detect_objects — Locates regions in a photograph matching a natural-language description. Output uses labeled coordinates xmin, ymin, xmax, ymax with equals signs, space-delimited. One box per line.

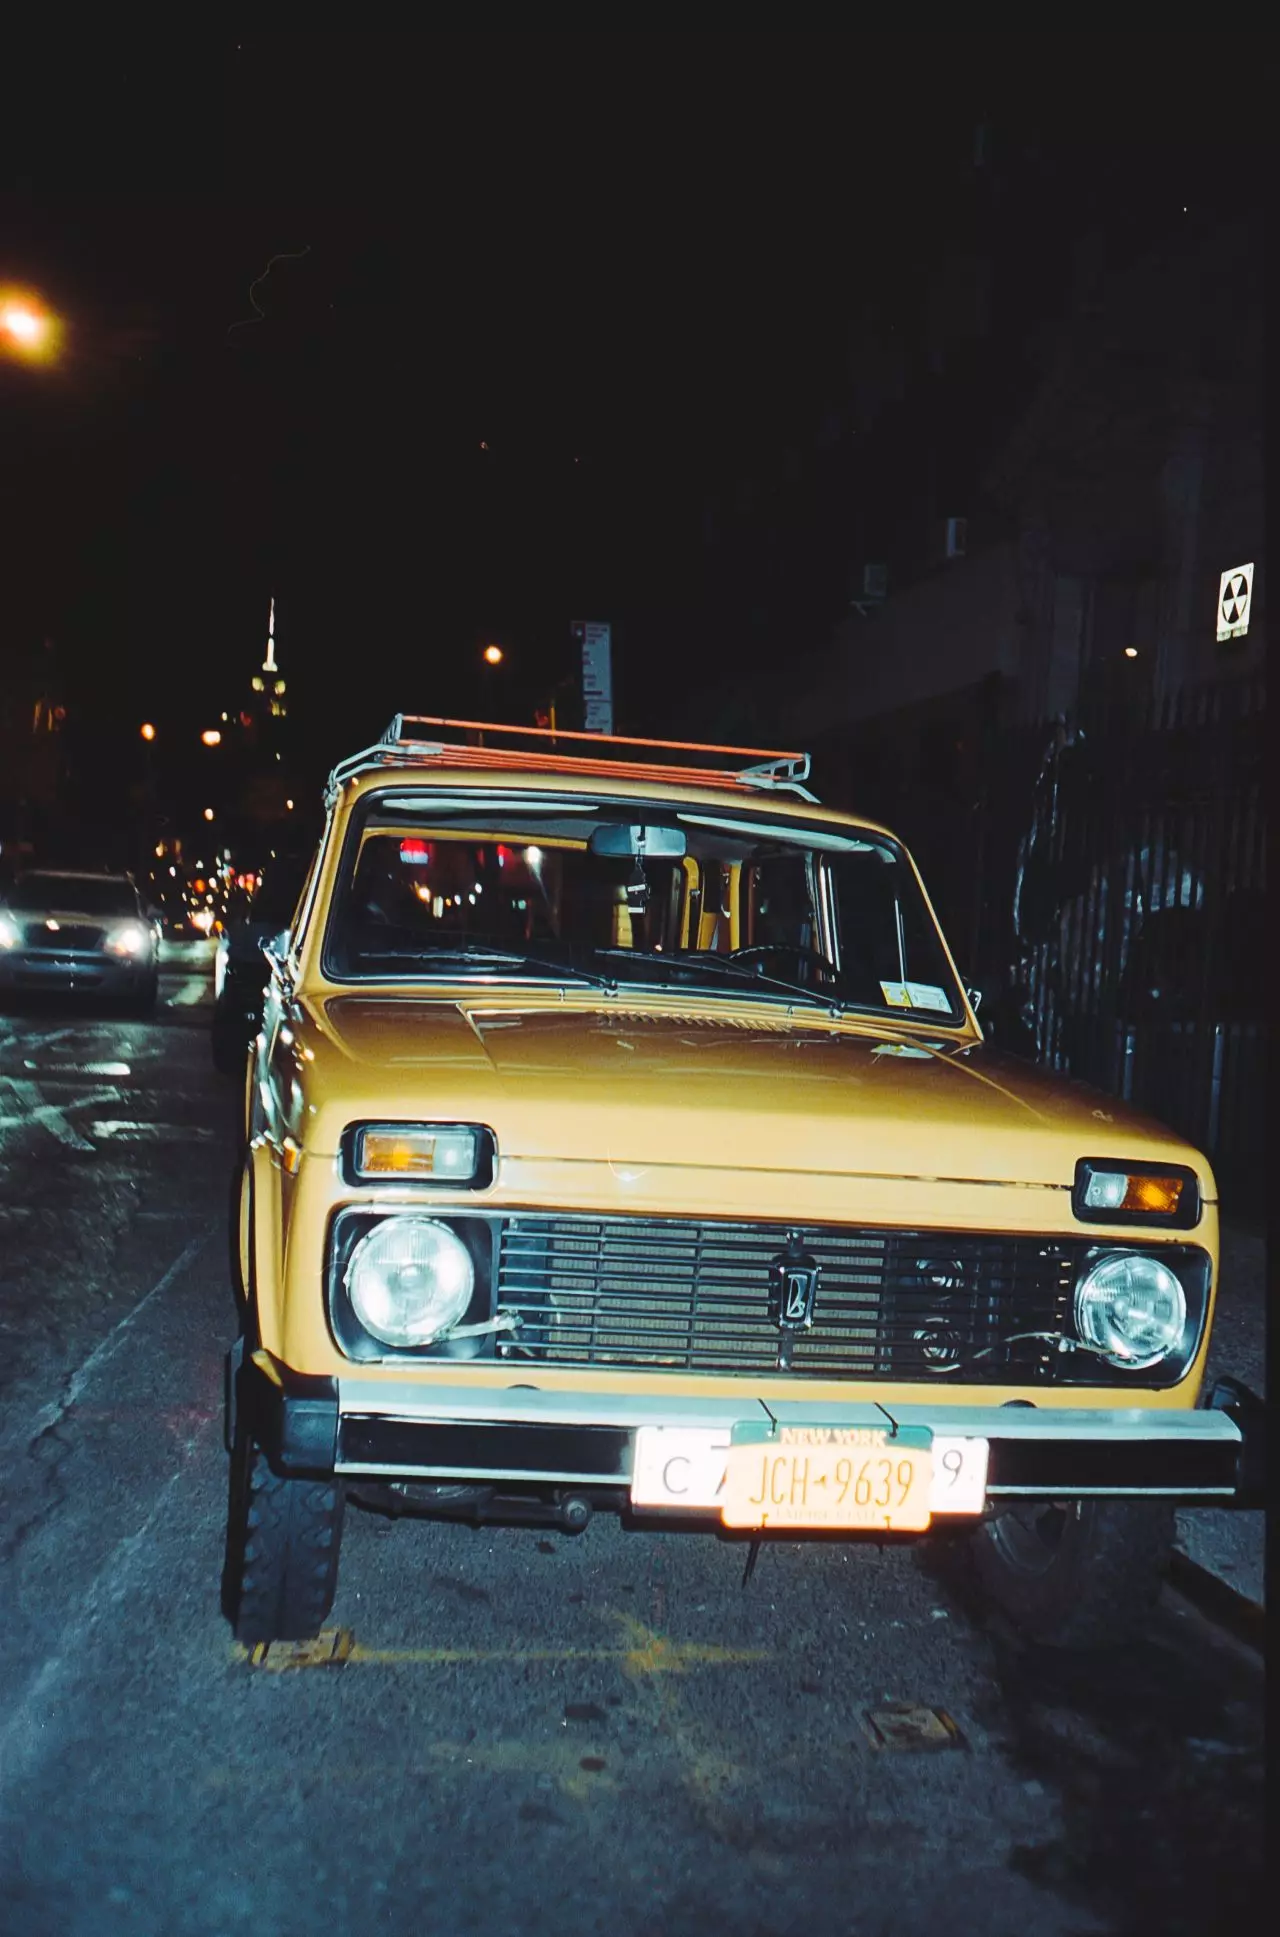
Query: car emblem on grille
xmin=769 ymin=1234 xmax=820 ymax=1369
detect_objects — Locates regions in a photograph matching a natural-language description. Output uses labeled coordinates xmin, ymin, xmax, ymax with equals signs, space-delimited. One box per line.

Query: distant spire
xmin=263 ymin=596 xmax=278 ymax=673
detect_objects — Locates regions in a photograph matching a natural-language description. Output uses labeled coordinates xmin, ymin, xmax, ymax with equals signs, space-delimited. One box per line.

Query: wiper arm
xmin=592 ymin=948 xmax=842 ymax=1010
xmin=356 ymin=944 xmax=617 ymax=990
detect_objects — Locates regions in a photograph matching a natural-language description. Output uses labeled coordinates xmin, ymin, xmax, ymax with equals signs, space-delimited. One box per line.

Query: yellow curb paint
xmin=237 ymin=1626 xmax=767 ymax=1676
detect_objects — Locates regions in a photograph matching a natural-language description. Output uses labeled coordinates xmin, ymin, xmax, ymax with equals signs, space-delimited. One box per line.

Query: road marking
xmin=0 ymin=1023 xmax=83 ymax=1053
xmin=241 ymin=1616 xmax=769 ymax=1677
xmin=0 ymin=1080 xmax=123 ymax=1148
xmin=88 ymin=1120 xmax=218 ymax=1141
xmin=167 ymin=976 xmax=208 ymax=1007
xmin=34 ymin=1061 xmax=132 ymax=1077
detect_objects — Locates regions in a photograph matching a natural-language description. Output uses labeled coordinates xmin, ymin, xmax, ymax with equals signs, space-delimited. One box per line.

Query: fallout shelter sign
xmin=1217 ymin=563 xmax=1254 ymax=642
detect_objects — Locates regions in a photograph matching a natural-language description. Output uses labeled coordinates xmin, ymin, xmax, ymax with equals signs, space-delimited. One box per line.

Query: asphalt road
xmin=0 ymin=946 xmax=1263 ymax=1937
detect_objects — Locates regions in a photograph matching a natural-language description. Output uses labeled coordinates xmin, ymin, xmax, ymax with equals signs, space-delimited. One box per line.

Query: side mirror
xmin=588 ymin=823 xmax=687 ymax=859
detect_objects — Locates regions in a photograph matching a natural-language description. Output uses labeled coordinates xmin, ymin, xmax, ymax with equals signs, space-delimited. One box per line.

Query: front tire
xmin=969 ymin=1498 xmax=1174 ymax=1649
xmin=223 ymin=1431 xmax=345 ymax=1644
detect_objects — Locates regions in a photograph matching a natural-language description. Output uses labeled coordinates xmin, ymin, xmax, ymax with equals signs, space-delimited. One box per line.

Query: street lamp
xmin=201 ymin=728 xmax=222 ymax=747
xmin=483 ymin=644 xmax=504 ymax=666
xmin=0 ymin=288 xmax=61 ymax=365
xmin=140 ymin=722 xmax=157 ymax=742
xmin=203 ymin=807 xmax=215 ymax=822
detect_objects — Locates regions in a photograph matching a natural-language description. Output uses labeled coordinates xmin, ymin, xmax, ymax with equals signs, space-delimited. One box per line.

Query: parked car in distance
xmin=212 ymin=856 xmax=311 ymax=1074
xmin=0 ymin=869 xmax=159 ymax=1013
xmin=222 ymin=717 xmax=1261 ymax=1652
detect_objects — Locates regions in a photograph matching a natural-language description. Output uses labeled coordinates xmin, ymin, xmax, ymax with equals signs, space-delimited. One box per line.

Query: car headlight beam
xmin=1073 ymin=1252 xmax=1188 ymax=1370
xmin=344 ymin=1215 xmax=475 ymax=1349
xmin=106 ymin=920 xmax=154 ymax=958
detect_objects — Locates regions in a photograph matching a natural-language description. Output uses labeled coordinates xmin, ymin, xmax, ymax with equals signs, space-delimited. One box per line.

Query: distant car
xmin=0 ymin=869 xmax=159 ymax=1014
xmin=212 ymin=859 xmax=310 ymax=1073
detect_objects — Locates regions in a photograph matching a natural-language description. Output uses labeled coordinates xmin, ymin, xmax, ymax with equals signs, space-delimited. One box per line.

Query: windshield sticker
xmin=880 ymin=980 xmax=951 ymax=1011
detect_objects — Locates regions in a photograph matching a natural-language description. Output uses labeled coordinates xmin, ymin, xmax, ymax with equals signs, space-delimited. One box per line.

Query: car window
xmin=321 ymin=795 xmax=963 ymax=1021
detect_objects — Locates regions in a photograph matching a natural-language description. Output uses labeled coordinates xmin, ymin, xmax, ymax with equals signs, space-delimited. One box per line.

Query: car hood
xmin=296 ymin=993 xmax=1203 ymax=1190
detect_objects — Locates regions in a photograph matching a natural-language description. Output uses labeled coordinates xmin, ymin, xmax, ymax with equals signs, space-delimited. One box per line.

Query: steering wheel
xmin=727 ymin=943 xmax=834 ymax=984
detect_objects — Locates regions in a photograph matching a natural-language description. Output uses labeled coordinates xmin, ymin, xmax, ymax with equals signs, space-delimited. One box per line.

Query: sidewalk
xmin=1176 ymin=1220 xmax=1266 ymax=1608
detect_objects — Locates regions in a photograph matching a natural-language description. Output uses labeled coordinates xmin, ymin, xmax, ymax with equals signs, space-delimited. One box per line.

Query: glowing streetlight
xmin=201 ymin=728 xmax=223 ymax=746
xmin=0 ymin=288 xmax=61 ymax=364
xmin=140 ymin=722 xmax=157 ymax=742
xmin=483 ymin=644 xmax=504 ymax=666
xmin=1123 ymin=646 xmax=1139 ymax=660
xmin=3 ymin=305 xmax=41 ymax=344
xmin=203 ymin=807 xmax=215 ymax=822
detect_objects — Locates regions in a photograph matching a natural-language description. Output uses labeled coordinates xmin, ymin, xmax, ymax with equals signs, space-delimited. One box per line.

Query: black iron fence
xmin=812 ymin=674 xmax=1266 ymax=1207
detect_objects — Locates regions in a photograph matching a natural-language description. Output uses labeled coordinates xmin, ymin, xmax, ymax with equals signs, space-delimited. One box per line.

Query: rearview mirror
xmin=588 ymin=824 xmax=687 ymax=859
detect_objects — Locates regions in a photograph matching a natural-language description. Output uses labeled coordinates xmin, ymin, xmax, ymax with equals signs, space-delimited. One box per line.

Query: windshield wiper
xmin=353 ymin=944 xmax=617 ymax=990
xmin=591 ymin=947 xmax=844 ymax=1011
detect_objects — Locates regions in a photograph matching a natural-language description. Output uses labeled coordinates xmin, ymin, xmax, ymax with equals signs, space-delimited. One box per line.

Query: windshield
xmin=8 ymin=874 xmax=139 ymax=917
xmin=322 ymin=794 xmax=964 ymax=1021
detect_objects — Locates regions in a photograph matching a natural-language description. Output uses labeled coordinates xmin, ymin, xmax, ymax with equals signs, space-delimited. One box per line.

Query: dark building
xmin=678 ymin=188 xmax=1264 ymax=1204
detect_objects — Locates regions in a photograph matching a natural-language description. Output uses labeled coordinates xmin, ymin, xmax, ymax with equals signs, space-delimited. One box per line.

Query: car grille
xmin=21 ymin=922 xmax=104 ymax=951
xmin=494 ymin=1214 xmax=1083 ymax=1381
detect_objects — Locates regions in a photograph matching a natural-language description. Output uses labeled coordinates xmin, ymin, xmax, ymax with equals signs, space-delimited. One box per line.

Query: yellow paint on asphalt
xmin=240 ymin=1614 xmax=767 ymax=1677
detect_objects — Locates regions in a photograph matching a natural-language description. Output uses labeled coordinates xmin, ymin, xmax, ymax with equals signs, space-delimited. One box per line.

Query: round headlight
xmin=1073 ymin=1252 xmax=1187 ymax=1369
xmin=345 ymin=1217 xmax=474 ymax=1349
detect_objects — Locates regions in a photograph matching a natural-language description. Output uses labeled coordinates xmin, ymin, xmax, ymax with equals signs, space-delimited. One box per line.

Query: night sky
xmin=1 ymin=34 xmax=1257 ymax=801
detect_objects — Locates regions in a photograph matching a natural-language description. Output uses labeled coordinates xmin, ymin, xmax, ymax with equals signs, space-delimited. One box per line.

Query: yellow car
xmin=222 ymin=717 xmax=1260 ymax=1649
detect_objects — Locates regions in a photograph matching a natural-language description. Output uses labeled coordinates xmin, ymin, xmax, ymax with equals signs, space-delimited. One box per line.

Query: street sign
xmin=573 ymin=620 xmax=613 ymax=735
xmin=1217 ymin=563 xmax=1254 ymax=642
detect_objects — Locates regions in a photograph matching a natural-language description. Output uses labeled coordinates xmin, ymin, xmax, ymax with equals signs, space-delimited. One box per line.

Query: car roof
xmin=327 ymin=719 xmax=898 ymax=842
xmin=337 ymin=763 xmax=897 ymax=842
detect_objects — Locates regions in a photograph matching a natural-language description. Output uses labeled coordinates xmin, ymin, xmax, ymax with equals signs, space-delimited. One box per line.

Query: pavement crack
xmin=0 ymin=1227 xmax=215 ymax=1565
xmin=0 ymin=1418 xmax=77 ymax=1567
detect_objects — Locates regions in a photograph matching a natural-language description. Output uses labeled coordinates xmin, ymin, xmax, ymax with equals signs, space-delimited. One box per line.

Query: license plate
xmin=630 ymin=1425 xmax=988 ymax=1522
xmin=721 ymin=1422 xmax=933 ymax=1531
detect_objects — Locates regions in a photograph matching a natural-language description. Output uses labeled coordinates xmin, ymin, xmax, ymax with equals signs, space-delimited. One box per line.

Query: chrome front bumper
xmin=232 ymin=1349 xmax=1261 ymax=1507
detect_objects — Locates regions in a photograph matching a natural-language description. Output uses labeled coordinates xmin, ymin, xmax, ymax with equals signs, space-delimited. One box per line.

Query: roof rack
xmin=326 ymin=716 xmax=817 ymax=805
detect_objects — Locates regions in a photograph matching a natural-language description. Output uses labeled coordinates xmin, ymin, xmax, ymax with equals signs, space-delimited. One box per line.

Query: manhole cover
xmin=861 ymin=1704 xmax=966 ymax=1751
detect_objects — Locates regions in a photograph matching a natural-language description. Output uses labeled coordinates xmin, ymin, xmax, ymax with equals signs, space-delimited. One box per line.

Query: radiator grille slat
xmin=495 ymin=1214 xmax=1077 ymax=1380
